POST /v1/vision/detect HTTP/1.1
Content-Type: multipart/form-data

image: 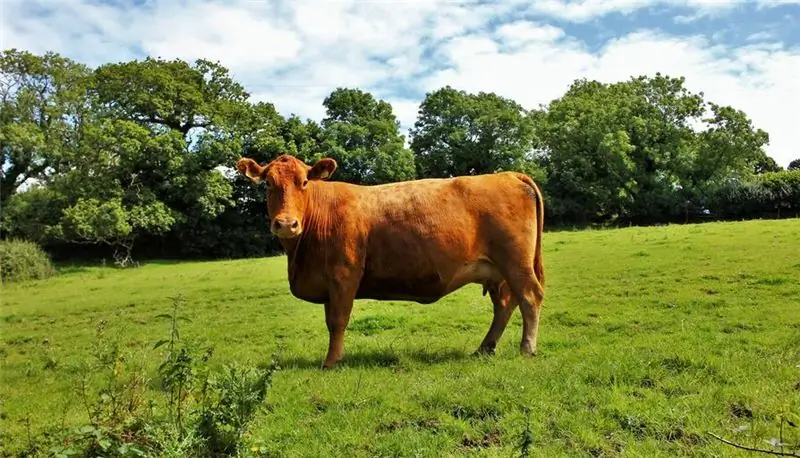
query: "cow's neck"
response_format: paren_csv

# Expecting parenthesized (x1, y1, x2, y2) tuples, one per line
(280, 183, 335, 279)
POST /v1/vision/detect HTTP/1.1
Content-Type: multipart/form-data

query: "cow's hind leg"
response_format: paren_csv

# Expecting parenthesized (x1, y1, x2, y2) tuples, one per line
(504, 268, 545, 356)
(475, 281, 518, 355)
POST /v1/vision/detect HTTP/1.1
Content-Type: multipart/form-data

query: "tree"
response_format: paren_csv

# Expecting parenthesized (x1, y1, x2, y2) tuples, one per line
(92, 57, 249, 138)
(56, 120, 206, 265)
(539, 74, 770, 225)
(753, 154, 782, 174)
(409, 86, 543, 181)
(3, 56, 254, 263)
(85, 57, 259, 261)
(693, 103, 770, 184)
(0, 49, 92, 207)
(319, 88, 415, 185)
(788, 158, 800, 171)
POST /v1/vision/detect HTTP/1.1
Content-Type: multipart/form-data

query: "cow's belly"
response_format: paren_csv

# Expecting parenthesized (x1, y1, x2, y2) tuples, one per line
(355, 258, 502, 304)
(356, 270, 447, 303)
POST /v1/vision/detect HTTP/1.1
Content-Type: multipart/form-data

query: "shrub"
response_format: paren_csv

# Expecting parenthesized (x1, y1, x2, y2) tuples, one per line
(0, 238, 56, 283)
(707, 170, 800, 220)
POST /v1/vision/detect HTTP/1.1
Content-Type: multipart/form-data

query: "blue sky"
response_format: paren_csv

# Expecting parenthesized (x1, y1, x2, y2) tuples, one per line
(2, 0, 799, 166)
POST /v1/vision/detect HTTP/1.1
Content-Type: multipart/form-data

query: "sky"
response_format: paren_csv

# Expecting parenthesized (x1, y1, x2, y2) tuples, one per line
(2, 0, 799, 167)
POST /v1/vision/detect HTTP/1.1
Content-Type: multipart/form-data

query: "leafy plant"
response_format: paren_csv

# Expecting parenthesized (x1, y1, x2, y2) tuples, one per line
(196, 360, 279, 455)
(0, 238, 56, 282)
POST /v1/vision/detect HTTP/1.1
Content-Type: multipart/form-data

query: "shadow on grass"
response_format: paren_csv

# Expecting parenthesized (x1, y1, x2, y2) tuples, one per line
(279, 347, 470, 370)
(54, 259, 189, 273)
(56, 265, 94, 275)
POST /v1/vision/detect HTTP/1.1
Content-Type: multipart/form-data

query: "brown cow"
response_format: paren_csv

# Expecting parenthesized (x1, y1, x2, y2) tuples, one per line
(236, 154, 546, 369)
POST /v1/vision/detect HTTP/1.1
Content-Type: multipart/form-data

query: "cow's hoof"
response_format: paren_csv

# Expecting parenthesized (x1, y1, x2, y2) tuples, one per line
(520, 345, 537, 357)
(473, 346, 496, 356)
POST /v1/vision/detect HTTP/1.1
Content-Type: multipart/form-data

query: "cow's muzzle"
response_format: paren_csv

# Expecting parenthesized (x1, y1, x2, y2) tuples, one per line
(271, 216, 301, 238)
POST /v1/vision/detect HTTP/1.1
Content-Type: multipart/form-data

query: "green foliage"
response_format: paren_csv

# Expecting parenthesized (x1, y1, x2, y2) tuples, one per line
(0, 49, 92, 205)
(708, 170, 800, 219)
(0, 238, 55, 282)
(196, 362, 277, 455)
(92, 57, 249, 137)
(320, 87, 416, 185)
(410, 86, 544, 181)
(753, 154, 782, 174)
(2, 220, 799, 456)
(0, 185, 68, 244)
(537, 74, 773, 226)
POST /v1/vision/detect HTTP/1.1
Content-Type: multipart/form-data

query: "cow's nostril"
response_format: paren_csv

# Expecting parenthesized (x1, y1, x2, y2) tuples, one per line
(291, 220, 299, 229)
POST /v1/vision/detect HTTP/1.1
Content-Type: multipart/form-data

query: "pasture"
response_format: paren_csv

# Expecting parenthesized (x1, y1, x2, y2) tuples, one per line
(2, 219, 799, 456)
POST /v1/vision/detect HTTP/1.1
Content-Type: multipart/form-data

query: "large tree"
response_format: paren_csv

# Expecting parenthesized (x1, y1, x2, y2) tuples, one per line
(409, 86, 543, 180)
(3, 56, 254, 263)
(91, 57, 250, 138)
(0, 49, 92, 207)
(319, 88, 415, 185)
(539, 74, 770, 225)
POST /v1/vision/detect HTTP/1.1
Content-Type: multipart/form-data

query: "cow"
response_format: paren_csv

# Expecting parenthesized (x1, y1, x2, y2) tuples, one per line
(236, 154, 546, 369)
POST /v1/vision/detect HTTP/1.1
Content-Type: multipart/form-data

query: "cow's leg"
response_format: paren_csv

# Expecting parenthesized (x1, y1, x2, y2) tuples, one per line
(505, 268, 545, 356)
(475, 281, 518, 355)
(322, 300, 354, 369)
(321, 273, 359, 369)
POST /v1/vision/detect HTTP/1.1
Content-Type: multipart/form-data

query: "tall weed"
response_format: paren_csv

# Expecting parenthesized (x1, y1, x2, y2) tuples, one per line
(27, 294, 279, 457)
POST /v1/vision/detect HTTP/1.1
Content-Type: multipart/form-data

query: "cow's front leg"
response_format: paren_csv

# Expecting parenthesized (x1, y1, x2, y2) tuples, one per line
(321, 277, 358, 369)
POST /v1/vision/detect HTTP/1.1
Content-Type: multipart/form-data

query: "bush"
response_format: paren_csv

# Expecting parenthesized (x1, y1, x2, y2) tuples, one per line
(0, 238, 56, 283)
(708, 170, 800, 220)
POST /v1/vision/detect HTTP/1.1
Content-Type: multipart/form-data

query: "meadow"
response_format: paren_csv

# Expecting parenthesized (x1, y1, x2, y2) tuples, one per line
(1, 219, 799, 457)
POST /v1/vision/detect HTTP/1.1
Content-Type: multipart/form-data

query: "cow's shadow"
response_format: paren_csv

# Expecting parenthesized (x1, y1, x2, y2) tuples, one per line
(278, 347, 472, 370)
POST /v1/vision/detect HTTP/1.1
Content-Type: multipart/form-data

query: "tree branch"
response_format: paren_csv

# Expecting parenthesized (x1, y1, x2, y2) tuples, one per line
(707, 432, 799, 457)
(132, 114, 209, 136)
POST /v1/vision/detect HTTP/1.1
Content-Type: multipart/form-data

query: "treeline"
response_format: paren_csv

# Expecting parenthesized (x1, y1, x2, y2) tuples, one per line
(1, 49, 798, 264)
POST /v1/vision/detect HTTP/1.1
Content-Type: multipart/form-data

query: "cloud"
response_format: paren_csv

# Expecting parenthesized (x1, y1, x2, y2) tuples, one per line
(495, 21, 565, 48)
(527, 0, 745, 23)
(525, 0, 798, 22)
(1, 0, 799, 166)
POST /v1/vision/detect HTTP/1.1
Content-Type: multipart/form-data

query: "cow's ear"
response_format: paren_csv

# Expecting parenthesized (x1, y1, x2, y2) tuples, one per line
(308, 158, 337, 181)
(236, 158, 267, 185)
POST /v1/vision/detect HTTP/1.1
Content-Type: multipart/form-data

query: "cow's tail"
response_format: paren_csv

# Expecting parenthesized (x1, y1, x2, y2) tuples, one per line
(516, 173, 545, 291)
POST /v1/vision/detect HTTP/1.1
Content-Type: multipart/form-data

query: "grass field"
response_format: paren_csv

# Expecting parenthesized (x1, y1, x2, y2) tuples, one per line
(2, 219, 800, 457)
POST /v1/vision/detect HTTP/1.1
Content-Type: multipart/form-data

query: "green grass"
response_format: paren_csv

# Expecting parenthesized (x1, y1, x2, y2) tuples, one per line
(2, 219, 800, 457)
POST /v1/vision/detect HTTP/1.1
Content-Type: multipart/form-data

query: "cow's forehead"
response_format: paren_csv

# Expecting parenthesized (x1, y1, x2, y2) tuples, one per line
(266, 155, 307, 180)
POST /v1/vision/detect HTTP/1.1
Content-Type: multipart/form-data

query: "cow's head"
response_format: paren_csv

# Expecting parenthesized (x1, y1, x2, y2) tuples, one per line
(236, 154, 337, 239)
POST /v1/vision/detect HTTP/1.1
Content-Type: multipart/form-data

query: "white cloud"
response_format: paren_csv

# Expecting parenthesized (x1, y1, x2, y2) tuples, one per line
(528, 0, 746, 23)
(1, 0, 799, 166)
(495, 21, 565, 48)
(526, 0, 797, 22)
(137, 2, 303, 70)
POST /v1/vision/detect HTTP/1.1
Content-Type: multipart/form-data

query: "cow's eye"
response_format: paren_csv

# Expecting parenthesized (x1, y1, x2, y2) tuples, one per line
(302, 179, 309, 188)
